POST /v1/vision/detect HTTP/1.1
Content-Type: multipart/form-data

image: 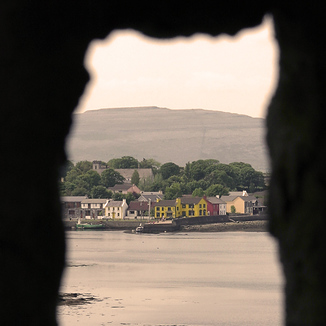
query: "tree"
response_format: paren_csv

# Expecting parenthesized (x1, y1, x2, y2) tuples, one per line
(131, 170, 140, 186)
(229, 162, 265, 191)
(108, 156, 139, 169)
(192, 188, 204, 197)
(84, 170, 101, 188)
(65, 168, 82, 183)
(61, 181, 76, 196)
(164, 182, 182, 200)
(139, 158, 161, 171)
(159, 162, 180, 180)
(231, 205, 236, 214)
(75, 160, 93, 173)
(205, 184, 229, 197)
(91, 186, 112, 199)
(100, 168, 124, 187)
(71, 187, 88, 196)
(187, 159, 219, 181)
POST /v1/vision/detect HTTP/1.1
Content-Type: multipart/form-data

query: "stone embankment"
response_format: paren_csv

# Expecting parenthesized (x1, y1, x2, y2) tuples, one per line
(180, 220, 268, 232)
(64, 214, 269, 233)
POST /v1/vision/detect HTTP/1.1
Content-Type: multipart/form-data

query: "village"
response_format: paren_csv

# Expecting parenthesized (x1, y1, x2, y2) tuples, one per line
(61, 161, 268, 222)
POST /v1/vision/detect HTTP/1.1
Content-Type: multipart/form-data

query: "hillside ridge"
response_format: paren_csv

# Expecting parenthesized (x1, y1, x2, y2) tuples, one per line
(66, 107, 269, 171)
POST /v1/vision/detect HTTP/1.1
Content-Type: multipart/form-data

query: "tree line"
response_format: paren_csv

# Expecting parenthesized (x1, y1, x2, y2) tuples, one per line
(60, 156, 266, 202)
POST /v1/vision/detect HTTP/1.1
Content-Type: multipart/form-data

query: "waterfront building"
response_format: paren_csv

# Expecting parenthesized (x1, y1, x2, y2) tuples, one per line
(81, 198, 108, 219)
(179, 196, 208, 217)
(204, 196, 227, 216)
(61, 196, 87, 220)
(126, 200, 157, 219)
(104, 199, 128, 219)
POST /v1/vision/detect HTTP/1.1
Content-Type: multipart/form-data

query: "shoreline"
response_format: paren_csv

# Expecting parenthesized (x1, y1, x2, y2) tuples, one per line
(179, 220, 269, 232)
(64, 217, 269, 233)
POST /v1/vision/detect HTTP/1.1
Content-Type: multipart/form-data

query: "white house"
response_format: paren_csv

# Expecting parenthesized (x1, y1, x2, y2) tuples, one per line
(81, 198, 108, 219)
(138, 191, 163, 202)
(104, 199, 128, 219)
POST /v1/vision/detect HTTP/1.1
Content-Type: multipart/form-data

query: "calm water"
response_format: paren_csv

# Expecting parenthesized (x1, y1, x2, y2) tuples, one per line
(58, 231, 284, 326)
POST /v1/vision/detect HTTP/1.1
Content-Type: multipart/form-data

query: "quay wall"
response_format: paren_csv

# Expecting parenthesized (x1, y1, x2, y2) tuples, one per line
(64, 214, 268, 232)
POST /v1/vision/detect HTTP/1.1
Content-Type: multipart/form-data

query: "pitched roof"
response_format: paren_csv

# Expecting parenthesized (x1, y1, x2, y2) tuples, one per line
(138, 193, 164, 202)
(107, 183, 141, 193)
(108, 183, 132, 191)
(155, 200, 177, 207)
(128, 201, 157, 210)
(61, 196, 87, 203)
(81, 198, 108, 204)
(220, 195, 258, 203)
(180, 196, 202, 204)
(205, 196, 226, 204)
(220, 195, 238, 202)
(105, 200, 125, 207)
(229, 191, 248, 196)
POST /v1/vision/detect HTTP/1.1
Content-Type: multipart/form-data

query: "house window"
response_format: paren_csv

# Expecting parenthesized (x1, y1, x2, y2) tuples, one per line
(189, 204, 194, 208)
(108, 213, 110, 216)
(182, 204, 186, 208)
(199, 204, 202, 208)
(156, 213, 160, 218)
(130, 210, 134, 214)
(118, 213, 120, 217)
(66, 202, 75, 209)
(199, 210, 202, 215)
(203, 210, 206, 215)
(203, 204, 206, 208)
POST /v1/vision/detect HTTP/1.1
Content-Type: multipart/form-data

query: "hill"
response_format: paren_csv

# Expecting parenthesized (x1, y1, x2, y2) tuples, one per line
(66, 107, 269, 172)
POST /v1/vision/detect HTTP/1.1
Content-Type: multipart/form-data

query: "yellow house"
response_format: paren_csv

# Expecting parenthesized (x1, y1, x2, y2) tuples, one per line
(154, 199, 181, 219)
(179, 196, 208, 217)
(154, 196, 209, 219)
(220, 195, 258, 214)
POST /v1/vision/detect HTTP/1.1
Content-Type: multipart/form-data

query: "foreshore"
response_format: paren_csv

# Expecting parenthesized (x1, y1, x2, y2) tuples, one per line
(180, 220, 269, 232)
(64, 217, 269, 233)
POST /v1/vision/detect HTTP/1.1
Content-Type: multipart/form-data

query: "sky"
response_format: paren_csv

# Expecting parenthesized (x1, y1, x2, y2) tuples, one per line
(76, 16, 279, 118)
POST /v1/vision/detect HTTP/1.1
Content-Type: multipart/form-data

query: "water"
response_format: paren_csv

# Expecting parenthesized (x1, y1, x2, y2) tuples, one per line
(58, 231, 284, 326)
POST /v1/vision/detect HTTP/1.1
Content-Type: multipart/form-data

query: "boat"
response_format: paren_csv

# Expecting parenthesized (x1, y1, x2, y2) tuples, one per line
(135, 223, 144, 233)
(75, 219, 105, 230)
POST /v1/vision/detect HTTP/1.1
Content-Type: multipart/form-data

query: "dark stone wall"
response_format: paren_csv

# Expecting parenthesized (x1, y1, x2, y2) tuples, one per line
(1, 1, 325, 325)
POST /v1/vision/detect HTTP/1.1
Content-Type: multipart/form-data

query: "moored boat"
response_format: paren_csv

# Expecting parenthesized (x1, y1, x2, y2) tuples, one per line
(75, 219, 105, 230)
(135, 223, 144, 233)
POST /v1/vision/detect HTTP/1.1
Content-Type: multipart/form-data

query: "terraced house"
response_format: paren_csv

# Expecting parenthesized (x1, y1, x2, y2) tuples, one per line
(154, 196, 209, 219)
(180, 196, 208, 217)
(155, 200, 180, 219)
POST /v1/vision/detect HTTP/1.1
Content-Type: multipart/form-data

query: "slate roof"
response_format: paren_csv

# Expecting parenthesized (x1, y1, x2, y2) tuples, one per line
(180, 196, 202, 204)
(155, 200, 177, 207)
(61, 196, 87, 203)
(105, 200, 124, 207)
(205, 197, 226, 204)
(220, 195, 258, 203)
(108, 183, 141, 193)
(138, 192, 164, 202)
(128, 201, 157, 210)
(81, 199, 108, 204)
(220, 195, 238, 202)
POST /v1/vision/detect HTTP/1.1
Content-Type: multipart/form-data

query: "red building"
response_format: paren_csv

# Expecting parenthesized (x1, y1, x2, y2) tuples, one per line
(203, 196, 227, 216)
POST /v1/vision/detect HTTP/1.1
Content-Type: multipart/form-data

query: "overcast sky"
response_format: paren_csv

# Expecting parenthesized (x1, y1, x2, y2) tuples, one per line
(76, 16, 278, 118)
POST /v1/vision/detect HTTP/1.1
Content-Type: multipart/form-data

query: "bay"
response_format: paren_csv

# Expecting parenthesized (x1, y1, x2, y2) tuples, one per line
(58, 231, 284, 326)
